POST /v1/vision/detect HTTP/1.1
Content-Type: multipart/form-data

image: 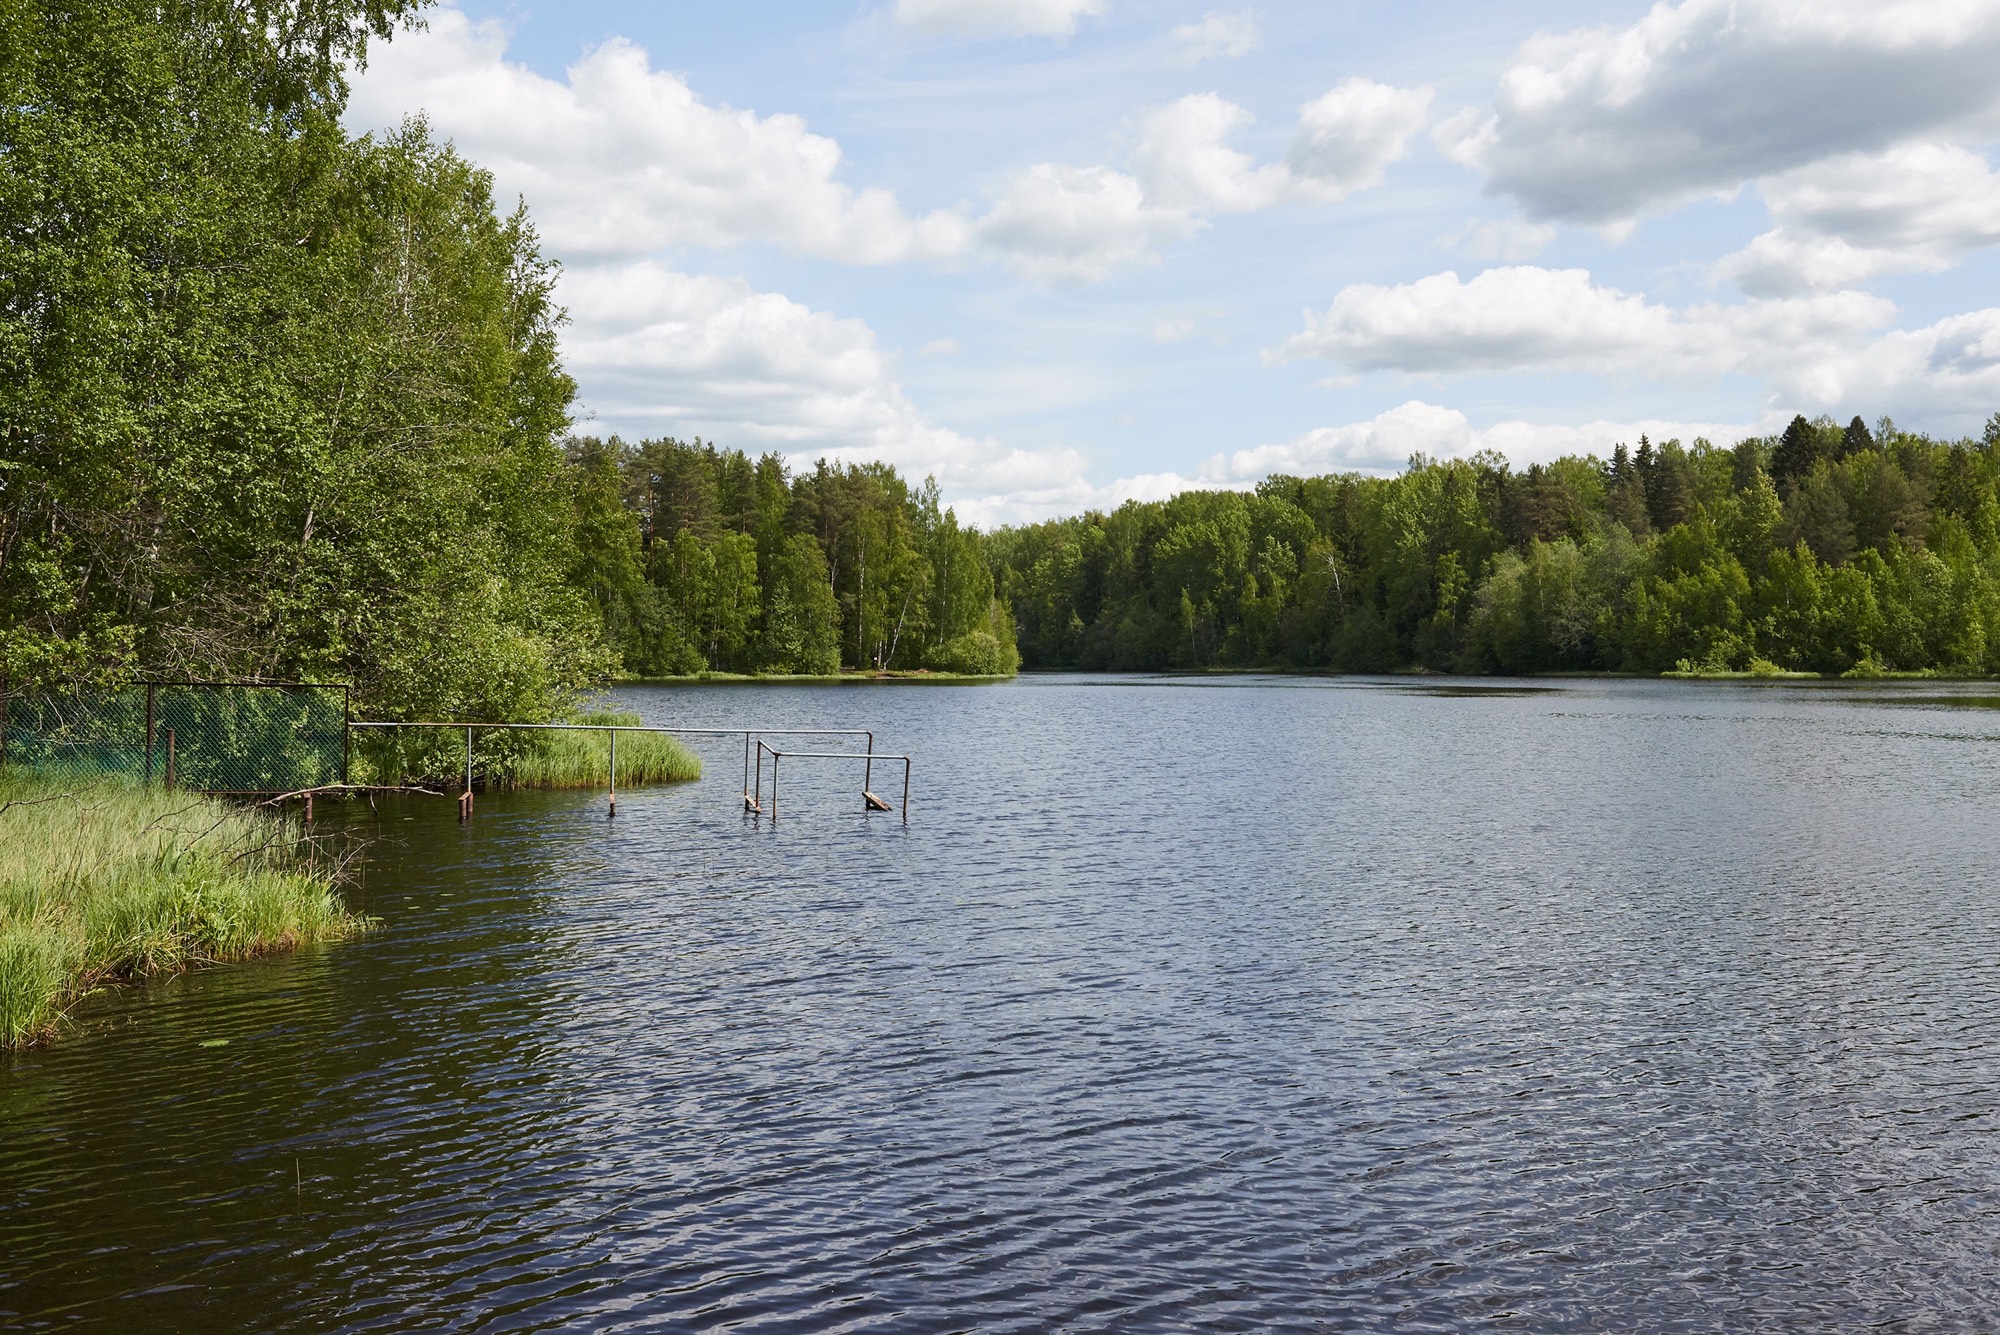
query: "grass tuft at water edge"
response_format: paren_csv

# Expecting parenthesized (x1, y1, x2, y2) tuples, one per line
(0, 772, 365, 1050)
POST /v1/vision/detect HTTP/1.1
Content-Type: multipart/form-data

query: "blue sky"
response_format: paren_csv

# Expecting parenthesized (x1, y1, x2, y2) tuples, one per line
(347, 0, 2000, 523)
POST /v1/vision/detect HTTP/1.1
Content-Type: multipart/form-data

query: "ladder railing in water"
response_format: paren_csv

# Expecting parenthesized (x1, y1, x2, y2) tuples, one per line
(346, 721, 900, 822)
(752, 740, 911, 823)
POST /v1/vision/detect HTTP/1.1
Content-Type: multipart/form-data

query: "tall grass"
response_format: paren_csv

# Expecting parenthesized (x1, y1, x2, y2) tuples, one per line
(0, 772, 364, 1050)
(352, 709, 702, 790)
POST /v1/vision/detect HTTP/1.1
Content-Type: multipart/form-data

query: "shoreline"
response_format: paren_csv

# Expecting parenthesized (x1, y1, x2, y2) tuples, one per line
(0, 775, 370, 1051)
(619, 670, 1016, 686)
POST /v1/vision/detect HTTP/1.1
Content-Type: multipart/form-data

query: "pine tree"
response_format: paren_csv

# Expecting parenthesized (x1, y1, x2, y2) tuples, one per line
(1772, 415, 1822, 489)
(1840, 415, 1875, 459)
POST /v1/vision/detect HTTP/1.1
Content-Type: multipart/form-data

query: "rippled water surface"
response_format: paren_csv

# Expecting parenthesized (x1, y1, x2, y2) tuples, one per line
(7, 676, 2000, 1330)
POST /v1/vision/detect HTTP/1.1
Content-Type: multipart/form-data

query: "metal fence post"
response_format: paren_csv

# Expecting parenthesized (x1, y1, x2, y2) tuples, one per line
(165, 728, 176, 791)
(342, 686, 352, 785)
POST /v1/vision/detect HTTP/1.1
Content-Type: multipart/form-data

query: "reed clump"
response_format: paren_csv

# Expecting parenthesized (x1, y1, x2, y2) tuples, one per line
(0, 773, 364, 1050)
(352, 709, 702, 790)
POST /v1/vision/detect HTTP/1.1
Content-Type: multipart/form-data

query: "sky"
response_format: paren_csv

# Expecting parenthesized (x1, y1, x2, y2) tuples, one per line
(345, 0, 2000, 525)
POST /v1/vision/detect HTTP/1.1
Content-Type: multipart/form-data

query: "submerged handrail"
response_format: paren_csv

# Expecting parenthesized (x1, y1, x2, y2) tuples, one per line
(753, 741, 911, 823)
(348, 721, 899, 822)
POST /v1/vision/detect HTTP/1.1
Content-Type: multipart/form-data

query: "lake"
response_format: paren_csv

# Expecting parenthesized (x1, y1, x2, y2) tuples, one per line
(5, 676, 2000, 1330)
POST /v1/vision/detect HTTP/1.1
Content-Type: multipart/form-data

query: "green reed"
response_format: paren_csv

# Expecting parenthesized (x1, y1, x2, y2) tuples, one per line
(0, 772, 364, 1050)
(352, 710, 702, 790)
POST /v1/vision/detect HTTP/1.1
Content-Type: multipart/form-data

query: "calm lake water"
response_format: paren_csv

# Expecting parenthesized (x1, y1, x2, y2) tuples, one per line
(6, 676, 2000, 1330)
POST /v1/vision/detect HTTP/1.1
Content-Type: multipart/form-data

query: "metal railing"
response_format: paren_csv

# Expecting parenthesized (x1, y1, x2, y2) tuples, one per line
(348, 721, 902, 821)
(753, 740, 911, 822)
(0, 682, 914, 822)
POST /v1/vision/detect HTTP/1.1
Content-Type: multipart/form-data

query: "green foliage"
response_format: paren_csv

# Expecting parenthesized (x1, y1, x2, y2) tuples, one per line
(566, 437, 1017, 676)
(987, 427, 2000, 678)
(0, 771, 363, 1048)
(0, 0, 606, 723)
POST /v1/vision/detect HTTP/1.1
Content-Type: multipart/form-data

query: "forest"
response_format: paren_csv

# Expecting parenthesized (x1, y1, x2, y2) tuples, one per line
(566, 436, 1017, 678)
(988, 416, 2000, 677)
(11, 0, 2000, 713)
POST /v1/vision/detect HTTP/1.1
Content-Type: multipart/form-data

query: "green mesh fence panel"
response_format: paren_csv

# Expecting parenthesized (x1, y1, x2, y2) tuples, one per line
(2, 683, 349, 792)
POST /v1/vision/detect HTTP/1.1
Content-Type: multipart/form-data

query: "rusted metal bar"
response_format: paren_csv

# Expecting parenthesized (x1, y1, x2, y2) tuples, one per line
(758, 750, 914, 823)
(165, 728, 176, 791)
(346, 722, 873, 741)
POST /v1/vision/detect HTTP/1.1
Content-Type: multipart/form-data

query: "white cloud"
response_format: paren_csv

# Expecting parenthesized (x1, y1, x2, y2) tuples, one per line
(551, 259, 1276, 524)
(559, 262, 1096, 521)
(975, 163, 1195, 282)
(1272, 265, 1895, 382)
(346, 8, 967, 264)
(1154, 316, 1198, 343)
(1451, 0, 2000, 224)
(1286, 78, 1434, 201)
(1132, 93, 1289, 211)
(1206, 402, 1762, 480)
(1272, 263, 2000, 427)
(893, 0, 1106, 39)
(1167, 11, 1261, 65)
(1721, 142, 2000, 294)
(918, 336, 963, 356)
(991, 80, 1429, 281)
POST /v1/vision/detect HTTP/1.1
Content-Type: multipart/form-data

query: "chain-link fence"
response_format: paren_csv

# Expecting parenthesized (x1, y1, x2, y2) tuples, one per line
(1, 682, 350, 793)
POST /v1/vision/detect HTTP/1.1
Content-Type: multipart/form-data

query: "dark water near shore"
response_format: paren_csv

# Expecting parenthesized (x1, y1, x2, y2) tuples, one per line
(6, 676, 2000, 1330)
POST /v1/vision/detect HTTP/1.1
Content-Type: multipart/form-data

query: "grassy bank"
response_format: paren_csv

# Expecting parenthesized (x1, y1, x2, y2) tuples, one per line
(352, 709, 702, 789)
(0, 773, 365, 1050)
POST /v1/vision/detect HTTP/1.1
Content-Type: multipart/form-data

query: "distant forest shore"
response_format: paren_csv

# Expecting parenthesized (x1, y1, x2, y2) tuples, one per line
(983, 415, 2000, 680)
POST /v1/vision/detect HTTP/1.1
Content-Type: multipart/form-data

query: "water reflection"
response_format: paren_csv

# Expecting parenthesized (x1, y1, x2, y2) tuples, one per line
(4, 677, 2000, 1329)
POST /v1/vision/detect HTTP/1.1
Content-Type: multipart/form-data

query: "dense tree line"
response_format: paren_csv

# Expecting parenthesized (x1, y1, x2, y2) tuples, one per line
(566, 437, 1018, 676)
(0, 0, 611, 718)
(989, 416, 2000, 677)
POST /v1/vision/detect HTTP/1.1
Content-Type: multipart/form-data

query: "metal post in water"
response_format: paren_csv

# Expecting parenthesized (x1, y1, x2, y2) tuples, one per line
(864, 729, 874, 794)
(608, 727, 617, 818)
(462, 725, 474, 823)
(903, 758, 911, 823)
(743, 732, 752, 806)
(771, 751, 780, 823)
